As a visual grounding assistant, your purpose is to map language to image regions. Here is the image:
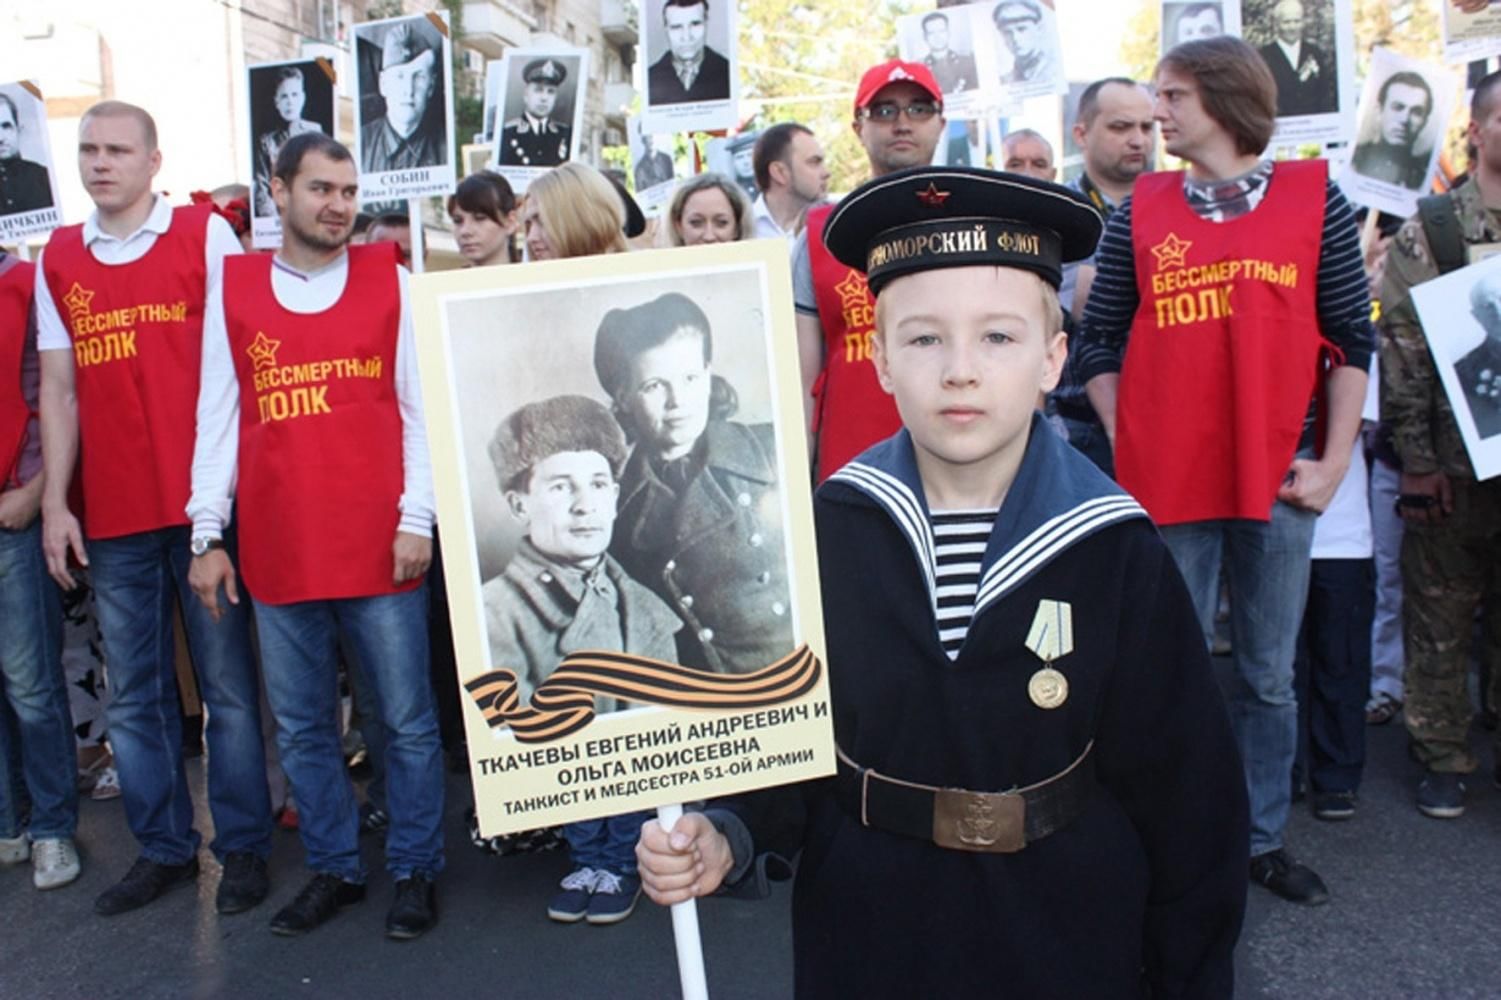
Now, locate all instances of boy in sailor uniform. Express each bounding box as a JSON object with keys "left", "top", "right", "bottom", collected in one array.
[{"left": 635, "top": 166, "right": 1249, "bottom": 998}]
